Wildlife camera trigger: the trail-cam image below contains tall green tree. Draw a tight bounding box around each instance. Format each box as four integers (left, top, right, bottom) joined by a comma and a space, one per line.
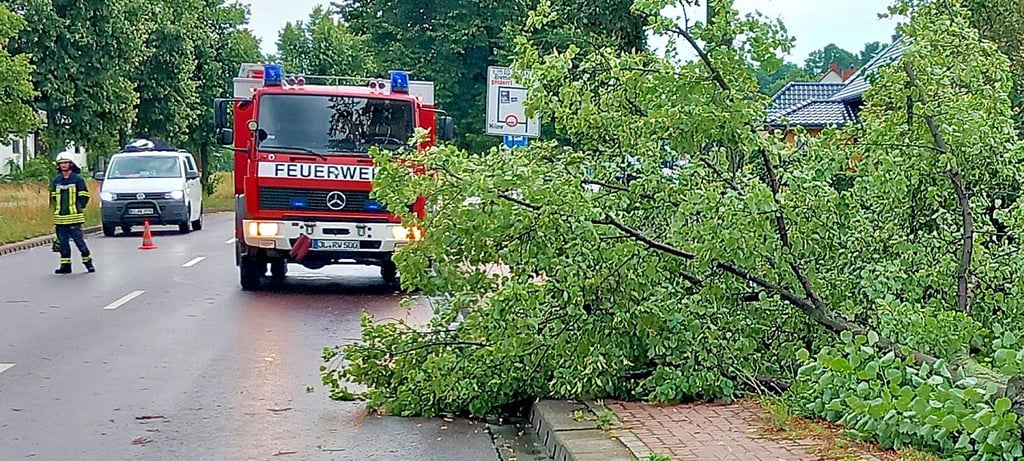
8, 0, 149, 159
334, 0, 647, 152
0, 4, 41, 138
188, 0, 262, 189
803, 43, 858, 75
132, 0, 202, 147
755, 62, 814, 95
858, 40, 887, 65
275, 5, 377, 77
334, 0, 520, 152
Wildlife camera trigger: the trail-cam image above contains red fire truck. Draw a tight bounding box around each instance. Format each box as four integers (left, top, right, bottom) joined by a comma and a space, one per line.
213, 63, 453, 291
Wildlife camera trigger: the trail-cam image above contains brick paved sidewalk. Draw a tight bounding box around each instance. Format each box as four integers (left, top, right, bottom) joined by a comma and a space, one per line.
606, 399, 885, 461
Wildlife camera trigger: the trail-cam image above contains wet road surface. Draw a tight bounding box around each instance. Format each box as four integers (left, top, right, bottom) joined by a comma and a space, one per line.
0, 214, 500, 460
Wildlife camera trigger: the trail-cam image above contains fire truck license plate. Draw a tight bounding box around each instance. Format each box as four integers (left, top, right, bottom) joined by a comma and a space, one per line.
312, 239, 359, 250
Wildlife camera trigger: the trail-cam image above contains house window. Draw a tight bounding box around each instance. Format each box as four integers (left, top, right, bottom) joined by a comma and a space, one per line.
11, 140, 20, 155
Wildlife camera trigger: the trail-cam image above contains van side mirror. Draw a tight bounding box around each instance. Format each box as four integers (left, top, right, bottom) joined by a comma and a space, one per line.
216, 128, 234, 146
185, 171, 199, 180
437, 116, 455, 142
93, 171, 105, 181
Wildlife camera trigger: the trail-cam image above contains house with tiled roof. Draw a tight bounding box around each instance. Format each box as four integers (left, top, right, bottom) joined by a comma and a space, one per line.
765, 35, 909, 141
819, 62, 857, 83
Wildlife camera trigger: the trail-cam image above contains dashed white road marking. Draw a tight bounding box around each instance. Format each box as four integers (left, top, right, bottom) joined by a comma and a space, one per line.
103, 290, 145, 310
224, 238, 236, 244
182, 256, 205, 268
0, 363, 14, 375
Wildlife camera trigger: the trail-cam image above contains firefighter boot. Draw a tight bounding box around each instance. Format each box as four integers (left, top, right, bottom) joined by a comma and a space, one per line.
84, 260, 95, 273
54, 263, 72, 274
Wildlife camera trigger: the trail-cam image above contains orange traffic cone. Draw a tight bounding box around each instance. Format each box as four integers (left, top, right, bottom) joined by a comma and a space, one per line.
139, 221, 157, 250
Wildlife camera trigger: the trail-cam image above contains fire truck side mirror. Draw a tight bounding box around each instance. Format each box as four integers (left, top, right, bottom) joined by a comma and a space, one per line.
437, 116, 455, 142
213, 98, 230, 130
216, 128, 233, 146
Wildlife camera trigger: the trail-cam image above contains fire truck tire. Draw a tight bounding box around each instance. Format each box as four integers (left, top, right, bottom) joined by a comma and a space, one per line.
240, 257, 263, 291
270, 258, 287, 280
381, 260, 399, 286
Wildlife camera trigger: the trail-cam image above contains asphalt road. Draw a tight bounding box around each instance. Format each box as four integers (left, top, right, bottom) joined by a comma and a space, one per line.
0, 214, 499, 461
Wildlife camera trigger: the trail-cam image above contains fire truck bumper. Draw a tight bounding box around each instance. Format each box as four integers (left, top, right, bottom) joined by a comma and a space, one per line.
240, 219, 422, 256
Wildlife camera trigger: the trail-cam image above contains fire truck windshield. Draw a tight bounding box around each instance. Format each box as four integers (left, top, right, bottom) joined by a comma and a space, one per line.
256, 94, 415, 155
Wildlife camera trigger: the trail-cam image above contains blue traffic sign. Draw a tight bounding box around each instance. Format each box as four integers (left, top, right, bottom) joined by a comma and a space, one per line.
503, 135, 528, 148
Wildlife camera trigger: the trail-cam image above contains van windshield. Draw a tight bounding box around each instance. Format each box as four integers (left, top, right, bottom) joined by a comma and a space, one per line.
107, 156, 181, 179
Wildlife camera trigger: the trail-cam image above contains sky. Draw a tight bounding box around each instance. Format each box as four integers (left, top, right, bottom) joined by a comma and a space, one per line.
240, 0, 901, 66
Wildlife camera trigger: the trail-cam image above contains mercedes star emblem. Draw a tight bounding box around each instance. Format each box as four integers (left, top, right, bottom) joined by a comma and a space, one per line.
326, 191, 347, 211
136, 193, 145, 200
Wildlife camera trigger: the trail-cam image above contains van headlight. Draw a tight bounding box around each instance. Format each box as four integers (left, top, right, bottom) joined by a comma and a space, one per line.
166, 190, 184, 200
99, 191, 115, 201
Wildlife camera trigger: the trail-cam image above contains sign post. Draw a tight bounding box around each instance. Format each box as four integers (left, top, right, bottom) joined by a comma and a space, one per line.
487, 66, 540, 147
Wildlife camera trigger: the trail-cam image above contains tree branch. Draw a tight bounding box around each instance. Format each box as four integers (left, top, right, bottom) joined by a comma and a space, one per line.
666, 26, 731, 92
594, 213, 696, 260
949, 170, 975, 312
700, 157, 745, 195
903, 60, 973, 312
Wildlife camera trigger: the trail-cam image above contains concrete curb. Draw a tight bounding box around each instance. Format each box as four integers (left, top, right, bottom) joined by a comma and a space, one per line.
0, 211, 231, 258
528, 399, 637, 461
579, 400, 654, 459
0, 225, 102, 257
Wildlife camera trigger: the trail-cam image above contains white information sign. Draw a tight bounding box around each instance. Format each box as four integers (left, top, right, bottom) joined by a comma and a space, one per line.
486, 66, 540, 137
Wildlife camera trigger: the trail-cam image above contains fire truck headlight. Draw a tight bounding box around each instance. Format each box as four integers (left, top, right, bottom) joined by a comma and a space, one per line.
248, 222, 280, 237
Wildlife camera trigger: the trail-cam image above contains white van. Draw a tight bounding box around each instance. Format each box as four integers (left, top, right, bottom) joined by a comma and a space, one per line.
93, 139, 204, 236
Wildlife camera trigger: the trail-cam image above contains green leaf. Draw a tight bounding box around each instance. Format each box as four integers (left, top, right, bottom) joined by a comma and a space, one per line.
995, 397, 1012, 414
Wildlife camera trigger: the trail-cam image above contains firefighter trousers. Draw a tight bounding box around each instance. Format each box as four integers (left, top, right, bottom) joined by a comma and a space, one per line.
56, 223, 91, 265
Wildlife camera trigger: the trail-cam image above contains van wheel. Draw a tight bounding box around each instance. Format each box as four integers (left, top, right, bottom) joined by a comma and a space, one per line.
102, 224, 116, 237
192, 208, 203, 231
179, 206, 192, 234
121, 225, 132, 234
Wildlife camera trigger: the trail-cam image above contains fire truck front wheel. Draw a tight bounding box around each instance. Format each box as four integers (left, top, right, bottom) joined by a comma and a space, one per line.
239, 256, 264, 291
381, 259, 399, 286
270, 258, 287, 280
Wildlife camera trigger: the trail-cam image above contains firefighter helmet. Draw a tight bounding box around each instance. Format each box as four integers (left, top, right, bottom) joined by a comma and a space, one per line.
55, 150, 81, 173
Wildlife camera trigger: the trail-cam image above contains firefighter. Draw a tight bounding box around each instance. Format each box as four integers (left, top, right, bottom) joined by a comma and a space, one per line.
50, 150, 95, 274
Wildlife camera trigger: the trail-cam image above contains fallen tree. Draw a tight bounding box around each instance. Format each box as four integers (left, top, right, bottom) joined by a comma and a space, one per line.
322, 0, 1024, 458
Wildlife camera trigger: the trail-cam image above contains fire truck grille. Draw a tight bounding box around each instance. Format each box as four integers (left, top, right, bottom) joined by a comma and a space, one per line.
258, 187, 383, 213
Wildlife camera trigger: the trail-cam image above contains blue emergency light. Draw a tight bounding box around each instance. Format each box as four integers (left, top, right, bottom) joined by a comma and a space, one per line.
389, 70, 409, 93
264, 63, 283, 87
364, 200, 383, 212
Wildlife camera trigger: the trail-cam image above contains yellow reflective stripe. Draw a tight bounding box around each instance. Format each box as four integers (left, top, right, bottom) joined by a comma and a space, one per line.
68, 184, 78, 215
53, 214, 85, 224
77, 191, 91, 197
59, 258, 71, 263
81, 255, 92, 263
